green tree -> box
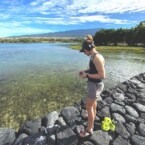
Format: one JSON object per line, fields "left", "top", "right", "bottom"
{"left": 134, "top": 21, "right": 145, "bottom": 45}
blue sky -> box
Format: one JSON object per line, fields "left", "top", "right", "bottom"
{"left": 0, "top": 0, "right": 145, "bottom": 37}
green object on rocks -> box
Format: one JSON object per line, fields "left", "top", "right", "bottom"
{"left": 101, "top": 117, "right": 116, "bottom": 132}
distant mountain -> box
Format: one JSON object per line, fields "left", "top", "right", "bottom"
{"left": 18, "top": 28, "right": 101, "bottom": 38}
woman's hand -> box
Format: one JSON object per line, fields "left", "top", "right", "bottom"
{"left": 79, "top": 72, "right": 87, "bottom": 79}
{"left": 79, "top": 71, "right": 83, "bottom": 76}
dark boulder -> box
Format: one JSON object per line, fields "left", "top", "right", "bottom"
{"left": 98, "top": 106, "right": 111, "bottom": 119}
{"left": 61, "top": 106, "right": 80, "bottom": 123}
{"left": 130, "top": 78, "right": 145, "bottom": 89}
{"left": 41, "top": 111, "right": 59, "bottom": 127}
{"left": 18, "top": 118, "right": 41, "bottom": 135}
{"left": 138, "top": 123, "right": 145, "bottom": 137}
{"left": 13, "top": 133, "right": 28, "bottom": 145}
{"left": 115, "top": 121, "right": 130, "bottom": 139}
{"left": 110, "top": 103, "right": 126, "bottom": 115}
{"left": 117, "top": 83, "right": 128, "bottom": 93}
{"left": 112, "top": 113, "right": 126, "bottom": 123}
{"left": 112, "top": 92, "right": 125, "bottom": 102}
{"left": 133, "top": 103, "right": 145, "bottom": 113}
{"left": 111, "top": 135, "right": 131, "bottom": 145}
{"left": 125, "top": 105, "right": 139, "bottom": 118}
{"left": 125, "top": 122, "right": 136, "bottom": 136}
{"left": 131, "top": 135, "right": 145, "bottom": 145}
{"left": 88, "top": 130, "right": 112, "bottom": 145}
{"left": 56, "top": 125, "right": 78, "bottom": 145}
{"left": 0, "top": 128, "right": 16, "bottom": 145}
{"left": 100, "top": 89, "right": 112, "bottom": 99}
{"left": 125, "top": 114, "right": 137, "bottom": 124}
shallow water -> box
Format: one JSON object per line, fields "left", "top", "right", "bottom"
{"left": 0, "top": 43, "right": 145, "bottom": 128}
{"left": 1, "top": 43, "right": 145, "bottom": 88}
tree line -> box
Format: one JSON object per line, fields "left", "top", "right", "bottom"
{"left": 94, "top": 21, "right": 145, "bottom": 46}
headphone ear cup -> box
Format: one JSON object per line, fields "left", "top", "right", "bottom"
{"left": 90, "top": 42, "right": 94, "bottom": 49}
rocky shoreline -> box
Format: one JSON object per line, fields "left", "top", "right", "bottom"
{"left": 1, "top": 72, "right": 145, "bottom": 145}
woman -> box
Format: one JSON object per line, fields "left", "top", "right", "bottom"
{"left": 79, "top": 35, "right": 105, "bottom": 137}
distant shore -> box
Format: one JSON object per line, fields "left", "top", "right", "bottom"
{"left": 0, "top": 37, "right": 83, "bottom": 43}
{"left": 0, "top": 37, "right": 145, "bottom": 52}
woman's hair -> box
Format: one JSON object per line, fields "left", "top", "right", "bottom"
{"left": 80, "top": 35, "right": 95, "bottom": 52}
{"left": 86, "top": 35, "right": 95, "bottom": 49}
{"left": 85, "top": 35, "right": 94, "bottom": 43}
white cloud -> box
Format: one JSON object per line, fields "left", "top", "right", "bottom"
{"left": 33, "top": 15, "right": 135, "bottom": 25}
{"left": 30, "top": 0, "right": 40, "bottom": 6}
{"left": 34, "top": 17, "right": 66, "bottom": 24}
{"left": 71, "top": 15, "right": 135, "bottom": 24}
{"left": 82, "top": 0, "right": 145, "bottom": 14}
{"left": 27, "top": 0, "right": 145, "bottom": 25}
{"left": 0, "top": 0, "right": 144, "bottom": 36}
{"left": 31, "top": 0, "right": 145, "bottom": 15}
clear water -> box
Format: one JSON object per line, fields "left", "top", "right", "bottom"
{"left": 1, "top": 43, "right": 145, "bottom": 128}
{"left": 0, "top": 43, "right": 87, "bottom": 76}
{"left": 0, "top": 43, "right": 145, "bottom": 89}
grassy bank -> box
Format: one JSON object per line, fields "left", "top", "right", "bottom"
{"left": 70, "top": 44, "right": 145, "bottom": 53}
{"left": 0, "top": 71, "right": 86, "bottom": 130}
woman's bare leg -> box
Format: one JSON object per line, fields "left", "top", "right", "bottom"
{"left": 86, "top": 97, "right": 96, "bottom": 132}
{"left": 93, "top": 101, "right": 97, "bottom": 118}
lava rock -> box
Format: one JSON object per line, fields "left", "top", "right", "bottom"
{"left": 112, "top": 113, "right": 126, "bottom": 123}
{"left": 131, "top": 135, "right": 145, "bottom": 145}
{"left": 112, "top": 92, "right": 125, "bottom": 102}
{"left": 115, "top": 121, "right": 130, "bottom": 139}
{"left": 125, "top": 122, "right": 136, "bottom": 136}
{"left": 41, "top": 111, "right": 59, "bottom": 127}
{"left": 98, "top": 106, "right": 111, "bottom": 119}
{"left": 111, "top": 135, "right": 131, "bottom": 145}
{"left": 110, "top": 103, "right": 126, "bottom": 115}
{"left": 0, "top": 128, "right": 16, "bottom": 145}
{"left": 61, "top": 106, "right": 80, "bottom": 122}
{"left": 56, "top": 125, "right": 78, "bottom": 145}
{"left": 89, "top": 130, "right": 112, "bottom": 145}
{"left": 13, "top": 133, "right": 28, "bottom": 145}
{"left": 138, "top": 123, "right": 145, "bottom": 137}
{"left": 125, "top": 105, "right": 139, "bottom": 118}
{"left": 133, "top": 103, "right": 145, "bottom": 112}
{"left": 18, "top": 118, "right": 41, "bottom": 135}
{"left": 125, "top": 114, "right": 138, "bottom": 124}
